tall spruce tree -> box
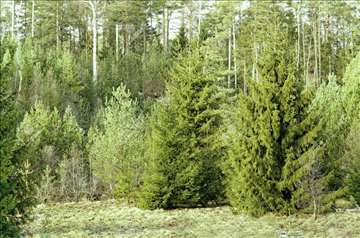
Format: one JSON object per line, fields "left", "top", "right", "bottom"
{"left": 139, "top": 49, "right": 225, "bottom": 209}
{"left": 223, "top": 7, "right": 311, "bottom": 216}
{"left": 282, "top": 75, "right": 346, "bottom": 217}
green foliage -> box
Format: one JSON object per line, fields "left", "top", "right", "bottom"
{"left": 0, "top": 38, "right": 30, "bottom": 237}
{"left": 344, "top": 116, "right": 360, "bottom": 205}
{"left": 88, "top": 85, "right": 144, "bottom": 198}
{"left": 342, "top": 53, "right": 360, "bottom": 123}
{"left": 223, "top": 13, "right": 313, "bottom": 215}
{"left": 139, "top": 50, "right": 225, "bottom": 209}
{"left": 2, "top": 1, "right": 360, "bottom": 227}
{"left": 171, "top": 25, "right": 188, "bottom": 58}
{"left": 15, "top": 103, "right": 84, "bottom": 202}
{"left": 23, "top": 200, "right": 360, "bottom": 237}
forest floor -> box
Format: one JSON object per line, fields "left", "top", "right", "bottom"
{"left": 23, "top": 200, "right": 360, "bottom": 238}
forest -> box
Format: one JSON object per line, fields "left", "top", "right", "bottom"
{"left": 1, "top": 0, "right": 360, "bottom": 237}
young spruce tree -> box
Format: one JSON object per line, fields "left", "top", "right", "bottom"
{"left": 0, "top": 39, "right": 31, "bottom": 237}
{"left": 139, "top": 49, "right": 225, "bottom": 209}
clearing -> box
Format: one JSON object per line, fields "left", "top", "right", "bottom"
{"left": 23, "top": 200, "right": 360, "bottom": 237}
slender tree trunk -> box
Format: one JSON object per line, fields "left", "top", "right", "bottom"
{"left": 150, "top": 1, "right": 153, "bottom": 27}
{"left": 243, "top": 61, "right": 247, "bottom": 95}
{"left": 255, "top": 42, "right": 259, "bottom": 82}
{"left": 91, "top": 0, "right": 97, "bottom": 82}
{"left": 162, "top": 6, "right": 167, "bottom": 52}
{"left": 56, "top": 2, "right": 59, "bottom": 50}
{"left": 143, "top": 22, "right": 147, "bottom": 57}
{"left": 18, "top": 67, "right": 23, "bottom": 95}
{"left": 296, "top": 4, "right": 300, "bottom": 67}
{"left": 318, "top": 16, "right": 321, "bottom": 83}
{"left": 124, "top": 1, "right": 129, "bottom": 55}
{"left": 306, "top": 39, "right": 312, "bottom": 86}
{"left": 31, "top": 0, "right": 35, "bottom": 38}
{"left": 313, "top": 20, "right": 318, "bottom": 81}
{"left": 313, "top": 198, "right": 318, "bottom": 220}
{"left": 116, "top": 24, "right": 119, "bottom": 61}
{"left": 198, "top": 0, "right": 202, "bottom": 40}
{"left": 11, "top": 0, "right": 15, "bottom": 38}
{"left": 166, "top": 10, "right": 170, "bottom": 51}
{"left": 188, "top": 0, "right": 193, "bottom": 41}
{"left": 228, "top": 26, "right": 232, "bottom": 88}
{"left": 233, "top": 18, "right": 237, "bottom": 89}
{"left": 302, "top": 13, "right": 306, "bottom": 82}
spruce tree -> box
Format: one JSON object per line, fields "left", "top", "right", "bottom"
{"left": 281, "top": 76, "right": 346, "bottom": 216}
{"left": 139, "top": 49, "right": 225, "bottom": 209}
{"left": 0, "top": 41, "right": 31, "bottom": 237}
{"left": 344, "top": 115, "right": 360, "bottom": 205}
{"left": 224, "top": 10, "right": 310, "bottom": 216}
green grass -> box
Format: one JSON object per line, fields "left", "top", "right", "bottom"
{"left": 23, "top": 200, "right": 360, "bottom": 238}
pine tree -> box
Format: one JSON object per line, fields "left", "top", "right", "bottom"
{"left": 139, "top": 49, "right": 225, "bottom": 209}
{"left": 88, "top": 85, "right": 144, "bottom": 198}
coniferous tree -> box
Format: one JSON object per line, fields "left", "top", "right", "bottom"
{"left": 171, "top": 25, "right": 188, "bottom": 58}
{"left": 0, "top": 39, "right": 31, "bottom": 237}
{"left": 344, "top": 115, "right": 360, "bottom": 205}
{"left": 224, "top": 9, "right": 309, "bottom": 216}
{"left": 88, "top": 85, "right": 144, "bottom": 198}
{"left": 139, "top": 49, "right": 225, "bottom": 209}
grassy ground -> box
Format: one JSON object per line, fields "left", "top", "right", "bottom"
{"left": 23, "top": 200, "right": 360, "bottom": 238}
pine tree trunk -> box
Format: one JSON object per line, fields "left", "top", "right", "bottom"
{"left": 143, "top": 21, "right": 147, "bottom": 57}
{"left": 124, "top": 1, "right": 129, "bottom": 55}
{"left": 243, "top": 61, "right": 247, "bottom": 95}
{"left": 11, "top": 0, "right": 15, "bottom": 38}
{"left": 318, "top": 15, "right": 321, "bottom": 84}
{"left": 116, "top": 24, "right": 119, "bottom": 61}
{"left": 31, "top": 0, "right": 35, "bottom": 38}
{"left": 188, "top": 0, "right": 193, "bottom": 41}
{"left": 296, "top": 4, "right": 300, "bottom": 67}
{"left": 233, "top": 19, "right": 237, "bottom": 89}
{"left": 255, "top": 42, "right": 259, "bottom": 81}
{"left": 228, "top": 26, "right": 232, "bottom": 88}
{"left": 56, "top": 2, "right": 59, "bottom": 50}
{"left": 91, "top": 0, "right": 97, "bottom": 82}
{"left": 313, "top": 20, "right": 318, "bottom": 81}
{"left": 198, "top": 0, "right": 202, "bottom": 40}
{"left": 302, "top": 13, "right": 306, "bottom": 82}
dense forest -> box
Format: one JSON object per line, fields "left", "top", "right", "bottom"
{"left": 1, "top": 0, "right": 360, "bottom": 237}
